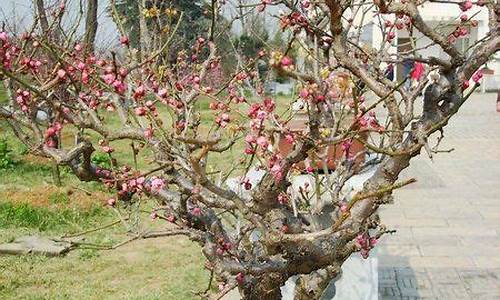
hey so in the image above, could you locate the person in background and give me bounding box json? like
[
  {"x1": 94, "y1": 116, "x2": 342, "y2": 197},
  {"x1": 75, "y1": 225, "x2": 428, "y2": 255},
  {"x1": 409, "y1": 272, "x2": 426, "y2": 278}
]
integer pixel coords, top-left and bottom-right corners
[
  {"x1": 384, "y1": 63, "x2": 395, "y2": 81},
  {"x1": 410, "y1": 61, "x2": 425, "y2": 90},
  {"x1": 496, "y1": 91, "x2": 500, "y2": 113},
  {"x1": 402, "y1": 58, "x2": 415, "y2": 90}
]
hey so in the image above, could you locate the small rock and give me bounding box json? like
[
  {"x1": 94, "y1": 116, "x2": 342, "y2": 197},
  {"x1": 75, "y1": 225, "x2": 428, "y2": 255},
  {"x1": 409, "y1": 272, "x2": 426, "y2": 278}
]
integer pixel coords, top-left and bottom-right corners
[{"x1": 0, "y1": 236, "x2": 71, "y2": 257}]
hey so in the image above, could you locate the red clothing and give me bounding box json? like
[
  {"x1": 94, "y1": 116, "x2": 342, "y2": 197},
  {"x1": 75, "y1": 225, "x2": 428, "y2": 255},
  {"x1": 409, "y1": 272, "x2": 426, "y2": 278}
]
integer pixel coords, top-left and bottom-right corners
[{"x1": 411, "y1": 62, "x2": 425, "y2": 80}]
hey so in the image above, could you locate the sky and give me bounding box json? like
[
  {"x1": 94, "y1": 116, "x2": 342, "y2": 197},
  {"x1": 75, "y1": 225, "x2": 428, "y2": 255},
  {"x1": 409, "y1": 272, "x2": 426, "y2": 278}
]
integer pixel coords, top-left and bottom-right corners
[
  {"x1": 1, "y1": 0, "x2": 119, "y2": 47},
  {"x1": 0, "y1": 0, "x2": 283, "y2": 46}
]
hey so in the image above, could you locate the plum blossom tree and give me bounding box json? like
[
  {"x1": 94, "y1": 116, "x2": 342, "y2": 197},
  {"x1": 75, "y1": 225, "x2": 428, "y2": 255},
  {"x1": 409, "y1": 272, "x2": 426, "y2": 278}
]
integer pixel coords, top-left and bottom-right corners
[{"x1": 0, "y1": 0, "x2": 498, "y2": 299}]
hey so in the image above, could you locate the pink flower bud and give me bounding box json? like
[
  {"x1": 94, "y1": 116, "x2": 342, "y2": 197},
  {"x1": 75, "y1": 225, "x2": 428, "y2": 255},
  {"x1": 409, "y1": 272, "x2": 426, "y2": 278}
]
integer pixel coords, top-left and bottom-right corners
[
  {"x1": 135, "y1": 107, "x2": 147, "y2": 116},
  {"x1": 0, "y1": 32, "x2": 8, "y2": 42},
  {"x1": 280, "y1": 56, "x2": 293, "y2": 67},
  {"x1": 77, "y1": 62, "x2": 86, "y2": 71},
  {"x1": 462, "y1": 80, "x2": 470, "y2": 90},
  {"x1": 120, "y1": 36, "x2": 129, "y2": 46},
  {"x1": 460, "y1": 0, "x2": 473, "y2": 11},
  {"x1": 244, "y1": 147, "x2": 255, "y2": 155},
  {"x1": 102, "y1": 146, "x2": 114, "y2": 153},
  {"x1": 144, "y1": 128, "x2": 154, "y2": 139},
  {"x1": 301, "y1": 0, "x2": 310, "y2": 9},
  {"x1": 107, "y1": 198, "x2": 116, "y2": 206},
  {"x1": 236, "y1": 272, "x2": 245, "y2": 284},
  {"x1": 57, "y1": 69, "x2": 67, "y2": 79},
  {"x1": 299, "y1": 88, "x2": 310, "y2": 99},
  {"x1": 245, "y1": 134, "x2": 256, "y2": 144},
  {"x1": 191, "y1": 207, "x2": 202, "y2": 217},
  {"x1": 256, "y1": 136, "x2": 269, "y2": 149},
  {"x1": 158, "y1": 88, "x2": 168, "y2": 98}
]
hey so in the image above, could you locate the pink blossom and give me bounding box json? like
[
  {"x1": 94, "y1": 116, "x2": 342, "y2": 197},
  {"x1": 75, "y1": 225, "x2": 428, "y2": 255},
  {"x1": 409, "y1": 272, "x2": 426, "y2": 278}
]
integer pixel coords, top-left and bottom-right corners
[
  {"x1": 118, "y1": 68, "x2": 128, "y2": 78},
  {"x1": 137, "y1": 177, "x2": 145, "y2": 185},
  {"x1": 102, "y1": 146, "x2": 114, "y2": 153},
  {"x1": 244, "y1": 147, "x2": 255, "y2": 155},
  {"x1": 144, "y1": 128, "x2": 154, "y2": 139},
  {"x1": 77, "y1": 62, "x2": 86, "y2": 71},
  {"x1": 236, "y1": 272, "x2": 245, "y2": 284},
  {"x1": 245, "y1": 134, "x2": 256, "y2": 144},
  {"x1": 458, "y1": 27, "x2": 468, "y2": 36},
  {"x1": 74, "y1": 43, "x2": 82, "y2": 52},
  {"x1": 247, "y1": 103, "x2": 262, "y2": 118},
  {"x1": 112, "y1": 80, "x2": 127, "y2": 94},
  {"x1": 299, "y1": 88, "x2": 310, "y2": 99},
  {"x1": 263, "y1": 97, "x2": 275, "y2": 112},
  {"x1": 243, "y1": 180, "x2": 252, "y2": 190},
  {"x1": 301, "y1": 0, "x2": 310, "y2": 9},
  {"x1": 107, "y1": 198, "x2": 116, "y2": 206},
  {"x1": 387, "y1": 31, "x2": 396, "y2": 41},
  {"x1": 256, "y1": 136, "x2": 269, "y2": 149},
  {"x1": 103, "y1": 73, "x2": 115, "y2": 84},
  {"x1": 150, "y1": 177, "x2": 165, "y2": 193},
  {"x1": 280, "y1": 56, "x2": 293, "y2": 67},
  {"x1": 306, "y1": 166, "x2": 314, "y2": 173},
  {"x1": 460, "y1": 14, "x2": 468, "y2": 22},
  {"x1": 256, "y1": 110, "x2": 268, "y2": 120},
  {"x1": 120, "y1": 35, "x2": 129, "y2": 46},
  {"x1": 315, "y1": 95, "x2": 325, "y2": 103},
  {"x1": 277, "y1": 193, "x2": 289, "y2": 204},
  {"x1": 158, "y1": 88, "x2": 168, "y2": 98},
  {"x1": 82, "y1": 71, "x2": 89, "y2": 84},
  {"x1": 284, "y1": 133, "x2": 295, "y2": 144},
  {"x1": 270, "y1": 163, "x2": 283, "y2": 181},
  {"x1": 150, "y1": 212, "x2": 158, "y2": 220},
  {"x1": 460, "y1": 0, "x2": 473, "y2": 11},
  {"x1": 191, "y1": 207, "x2": 202, "y2": 217},
  {"x1": 134, "y1": 85, "x2": 145, "y2": 100},
  {"x1": 221, "y1": 113, "x2": 230, "y2": 122},
  {"x1": 462, "y1": 80, "x2": 470, "y2": 90},
  {"x1": 0, "y1": 31, "x2": 8, "y2": 42},
  {"x1": 176, "y1": 120, "x2": 186, "y2": 131},
  {"x1": 57, "y1": 69, "x2": 67, "y2": 79},
  {"x1": 135, "y1": 107, "x2": 147, "y2": 116}
]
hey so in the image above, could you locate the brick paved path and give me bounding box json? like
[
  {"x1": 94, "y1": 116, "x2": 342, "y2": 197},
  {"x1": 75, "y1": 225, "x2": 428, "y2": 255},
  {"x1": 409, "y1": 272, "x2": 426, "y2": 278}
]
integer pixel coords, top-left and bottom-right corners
[{"x1": 377, "y1": 93, "x2": 500, "y2": 299}]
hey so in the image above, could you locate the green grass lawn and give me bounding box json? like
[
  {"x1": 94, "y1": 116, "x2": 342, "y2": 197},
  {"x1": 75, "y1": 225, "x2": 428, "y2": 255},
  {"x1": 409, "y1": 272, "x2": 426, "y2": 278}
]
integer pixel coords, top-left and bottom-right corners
[
  {"x1": 0, "y1": 126, "x2": 212, "y2": 299},
  {"x1": 0, "y1": 182, "x2": 210, "y2": 300}
]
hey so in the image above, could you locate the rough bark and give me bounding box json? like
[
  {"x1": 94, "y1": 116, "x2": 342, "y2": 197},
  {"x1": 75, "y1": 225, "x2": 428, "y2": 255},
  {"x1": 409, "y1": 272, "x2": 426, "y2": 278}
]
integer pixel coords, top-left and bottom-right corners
[{"x1": 84, "y1": 0, "x2": 98, "y2": 52}]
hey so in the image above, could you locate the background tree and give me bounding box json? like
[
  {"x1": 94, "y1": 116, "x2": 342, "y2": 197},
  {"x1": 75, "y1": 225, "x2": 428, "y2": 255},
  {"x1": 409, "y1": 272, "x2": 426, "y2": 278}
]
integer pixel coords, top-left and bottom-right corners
[
  {"x1": 0, "y1": 1, "x2": 498, "y2": 300},
  {"x1": 112, "y1": 0, "x2": 209, "y2": 63}
]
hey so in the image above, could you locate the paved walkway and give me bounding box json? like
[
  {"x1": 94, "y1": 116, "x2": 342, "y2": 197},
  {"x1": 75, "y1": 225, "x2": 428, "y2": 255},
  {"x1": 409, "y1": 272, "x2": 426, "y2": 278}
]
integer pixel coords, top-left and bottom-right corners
[{"x1": 377, "y1": 92, "x2": 500, "y2": 299}]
